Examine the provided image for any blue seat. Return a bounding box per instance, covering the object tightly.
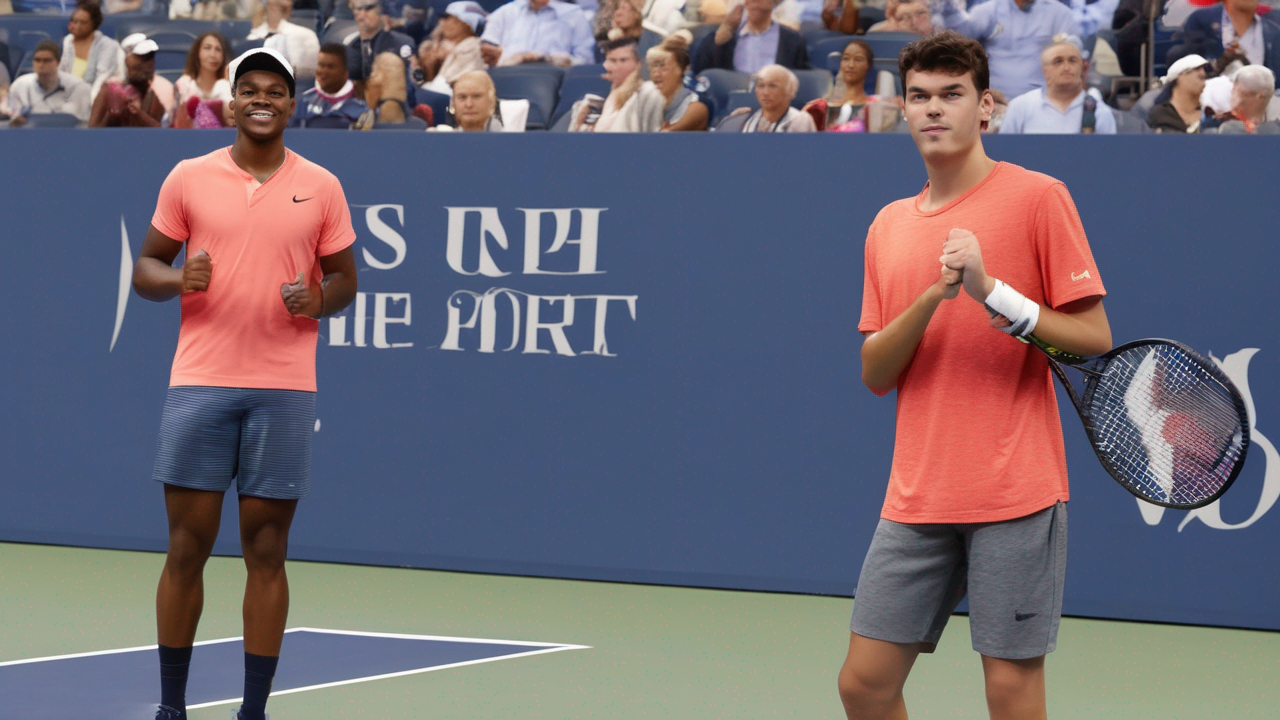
[858,6,884,32]
[550,71,610,127]
[564,63,605,80]
[1113,109,1149,134]
[369,116,429,130]
[801,26,843,59]
[21,112,82,128]
[488,65,564,129]
[858,32,918,64]
[154,48,189,72]
[302,115,354,129]
[415,86,452,127]
[156,67,184,82]
[234,37,265,56]
[694,68,750,123]
[291,8,321,33]
[321,18,358,45]
[793,68,832,106]
[723,89,758,117]
[148,30,198,48]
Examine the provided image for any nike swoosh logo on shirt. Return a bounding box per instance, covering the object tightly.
[293,195,314,203]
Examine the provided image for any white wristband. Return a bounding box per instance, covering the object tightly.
[983,279,1040,337]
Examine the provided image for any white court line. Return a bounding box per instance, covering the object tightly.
[188,644,589,710]
[0,626,592,707]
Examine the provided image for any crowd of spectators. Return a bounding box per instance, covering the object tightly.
[5,0,1280,134]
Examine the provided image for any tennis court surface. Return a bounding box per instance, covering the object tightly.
[1,542,1275,719]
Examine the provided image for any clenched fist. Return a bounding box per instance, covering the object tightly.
[280,272,320,319]
[939,228,994,302]
[183,249,212,292]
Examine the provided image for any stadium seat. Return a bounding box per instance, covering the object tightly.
[695,68,750,123]
[292,8,321,33]
[21,112,82,128]
[154,48,189,72]
[369,116,429,130]
[549,109,574,132]
[1113,109,1150,134]
[414,87,452,127]
[235,38,266,56]
[793,68,832,106]
[801,26,843,60]
[858,6,885,32]
[872,57,901,95]
[148,30,199,48]
[723,89,758,117]
[321,19,358,45]
[489,65,564,129]
[564,63,605,80]
[858,32,917,64]
[302,115,354,128]
[113,19,252,43]
[156,67,184,82]
[550,70,610,127]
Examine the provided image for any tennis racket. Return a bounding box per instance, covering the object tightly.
[1015,334,1250,509]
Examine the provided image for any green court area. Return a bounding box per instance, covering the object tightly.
[1,542,1275,718]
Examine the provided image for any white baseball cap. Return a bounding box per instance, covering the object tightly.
[121,33,160,55]
[1164,54,1210,85]
[444,1,486,33]
[228,46,296,96]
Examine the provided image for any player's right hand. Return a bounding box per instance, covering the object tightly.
[938,265,961,300]
[183,249,212,292]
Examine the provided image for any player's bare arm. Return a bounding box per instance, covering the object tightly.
[133,226,211,302]
[280,246,358,319]
[941,227,1111,357]
[860,264,961,395]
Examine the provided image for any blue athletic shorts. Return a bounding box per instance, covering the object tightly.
[151,386,316,500]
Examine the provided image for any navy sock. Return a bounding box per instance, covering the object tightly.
[240,652,279,720]
[158,644,193,716]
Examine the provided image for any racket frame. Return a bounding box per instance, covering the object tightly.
[1024,336,1251,510]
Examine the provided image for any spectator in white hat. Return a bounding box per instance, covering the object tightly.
[89,36,164,126]
[248,0,321,77]
[417,1,487,92]
[1148,53,1209,133]
[118,33,175,114]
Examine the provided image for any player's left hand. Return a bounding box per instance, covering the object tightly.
[940,228,995,303]
[280,272,320,319]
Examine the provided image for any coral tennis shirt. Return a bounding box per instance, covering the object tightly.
[858,162,1107,524]
[151,147,355,392]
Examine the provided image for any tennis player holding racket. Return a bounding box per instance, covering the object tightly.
[133,48,357,720]
[840,32,1112,720]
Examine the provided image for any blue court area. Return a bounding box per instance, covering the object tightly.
[0,628,588,718]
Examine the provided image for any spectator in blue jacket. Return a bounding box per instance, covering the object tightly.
[933,0,1080,99]
[1177,0,1280,80]
[480,0,596,67]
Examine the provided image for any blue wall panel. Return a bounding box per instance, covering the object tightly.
[1,130,1277,630]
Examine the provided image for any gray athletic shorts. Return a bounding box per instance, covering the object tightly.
[152,386,316,500]
[849,502,1067,660]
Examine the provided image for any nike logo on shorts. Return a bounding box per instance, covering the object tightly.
[293,195,314,203]
[1014,611,1039,622]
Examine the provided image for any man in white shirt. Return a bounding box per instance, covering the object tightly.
[999,36,1116,134]
[6,40,92,126]
[248,0,321,76]
[480,0,595,67]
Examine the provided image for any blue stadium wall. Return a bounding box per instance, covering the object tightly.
[2,130,1277,631]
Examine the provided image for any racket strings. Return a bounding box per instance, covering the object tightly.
[1087,346,1245,506]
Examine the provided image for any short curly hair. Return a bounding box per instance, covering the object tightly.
[898,30,990,94]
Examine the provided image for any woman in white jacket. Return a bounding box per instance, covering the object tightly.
[60,1,121,100]
[571,37,665,132]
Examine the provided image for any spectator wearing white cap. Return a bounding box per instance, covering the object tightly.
[5,39,92,126]
[479,0,596,67]
[89,35,164,126]
[417,1,487,92]
[248,0,321,77]
[1148,54,1210,133]
[117,33,175,115]
[1215,65,1280,133]
[999,36,1116,134]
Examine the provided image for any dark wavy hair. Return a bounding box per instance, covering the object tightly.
[184,31,231,81]
[73,0,104,32]
[898,30,989,93]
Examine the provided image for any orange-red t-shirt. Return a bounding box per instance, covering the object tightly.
[858,162,1107,524]
[151,147,356,392]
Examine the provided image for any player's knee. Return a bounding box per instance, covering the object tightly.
[165,528,217,571]
[837,662,894,710]
[982,657,1044,711]
[241,534,289,572]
